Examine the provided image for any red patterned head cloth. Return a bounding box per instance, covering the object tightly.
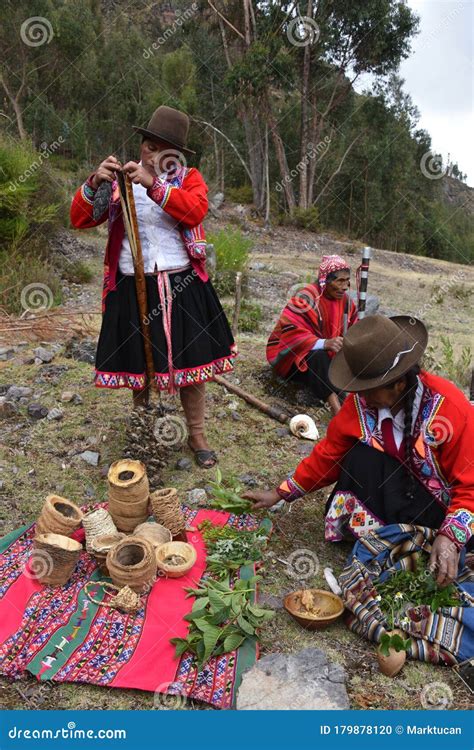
[317,254,349,290]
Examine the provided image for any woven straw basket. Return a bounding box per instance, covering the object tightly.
[83,507,117,553]
[89,532,125,574]
[149,488,185,537]
[155,541,197,579]
[133,522,172,548]
[35,495,83,538]
[106,537,157,593]
[32,533,83,586]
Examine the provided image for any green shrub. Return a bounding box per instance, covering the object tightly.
[0,135,62,313]
[226,184,254,205]
[422,338,472,388]
[208,226,252,296]
[223,299,263,333]
[279,206,320,231]
[60,259,94,284]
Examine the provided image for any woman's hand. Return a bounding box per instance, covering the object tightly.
[242,489,281,510]
[429,534,460,587]
[91,155,122,189]
[325,337,343,353]
[122,161,154,189]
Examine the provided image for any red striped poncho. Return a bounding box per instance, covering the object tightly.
[266,283,358,377]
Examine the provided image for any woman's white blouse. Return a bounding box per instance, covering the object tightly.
[118,178,189,273]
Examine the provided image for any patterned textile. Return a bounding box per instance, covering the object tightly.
[94,347,237,392]
[317,254,349,290]
[0,507,269,709]
[325,491,382,542]
[339,524,474,664]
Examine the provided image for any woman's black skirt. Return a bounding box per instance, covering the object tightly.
[94,267,236,391]
[325,442,448,543]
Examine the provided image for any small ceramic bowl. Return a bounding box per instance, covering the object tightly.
[284,589,344,630]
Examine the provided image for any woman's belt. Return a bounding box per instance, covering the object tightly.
[120,264,192,276]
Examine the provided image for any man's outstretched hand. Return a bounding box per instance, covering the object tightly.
[242,489,281,510]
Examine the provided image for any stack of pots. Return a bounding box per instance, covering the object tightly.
[106,537,157,593]
[108,460,150,532]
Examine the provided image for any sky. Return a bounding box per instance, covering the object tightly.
[355,0,473,185]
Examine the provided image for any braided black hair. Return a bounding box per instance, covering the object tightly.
[401,365,421,499]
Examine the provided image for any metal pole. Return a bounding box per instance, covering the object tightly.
[358,246,372,319]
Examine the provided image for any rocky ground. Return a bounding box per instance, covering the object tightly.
[0,205,473,710]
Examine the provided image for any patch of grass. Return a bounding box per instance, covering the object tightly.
[207,226,252,296]
[60,259,94,284]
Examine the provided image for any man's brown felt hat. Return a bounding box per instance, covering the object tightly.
[133,105,196,155]
[329,315,427,393]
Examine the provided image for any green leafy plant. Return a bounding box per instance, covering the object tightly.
[199,519,268,580]
[170,576,273,668]
[379,632,411,657]
[207,227,252,296]
[207,468,253,515]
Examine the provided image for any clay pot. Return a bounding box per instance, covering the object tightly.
[106,537,157,593]
[376,630,407,677]
[108,460,150,532]
[133,522,172,549]
[32,533,83,586]
[155,541,197,579]
[35,495,83,538]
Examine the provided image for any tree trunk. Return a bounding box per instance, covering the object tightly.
[298,0,313,209]
[266,98,296,212]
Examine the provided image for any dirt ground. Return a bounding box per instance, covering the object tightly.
[0,211,473,710]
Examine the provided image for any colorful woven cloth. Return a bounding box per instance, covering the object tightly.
[0,507,268,709]
[339,524,474,664]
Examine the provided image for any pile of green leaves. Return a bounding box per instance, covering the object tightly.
[207,468,253,515]
[199,520,268,580]
[376,555,461,618]
[170,576,273,668]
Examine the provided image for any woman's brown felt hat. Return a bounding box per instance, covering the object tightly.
[133,105,196,155]
[329,315,427,392]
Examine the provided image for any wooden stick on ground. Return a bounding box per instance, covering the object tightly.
[213,374,289,423]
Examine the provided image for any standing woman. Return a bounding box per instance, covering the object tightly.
[70,106,237,468]
[246,316,474,586]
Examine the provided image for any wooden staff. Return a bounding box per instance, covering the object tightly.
[117,172,156,392]
[357,246,372,319]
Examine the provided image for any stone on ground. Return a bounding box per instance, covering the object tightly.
[236,648,349,710]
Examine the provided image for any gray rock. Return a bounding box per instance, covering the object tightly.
[0,384,12,396]
[209,191,224,210]
[236,648,349,710]
[176,457,193,471]
[258,592,285,610]
[0,397,18,417]
[47,407,64,421]
[0,347,15,361]
[238,473,257,488]
[65,339,96,365]
[275,427,290,438]
[6,386,33,401]
[79,450,100,467]
[61,391,75,402]
[33,347,54,363]
[348,291,379,316]
[187,488,207,506]
[72,394,83,405]
[27,403,48,420]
